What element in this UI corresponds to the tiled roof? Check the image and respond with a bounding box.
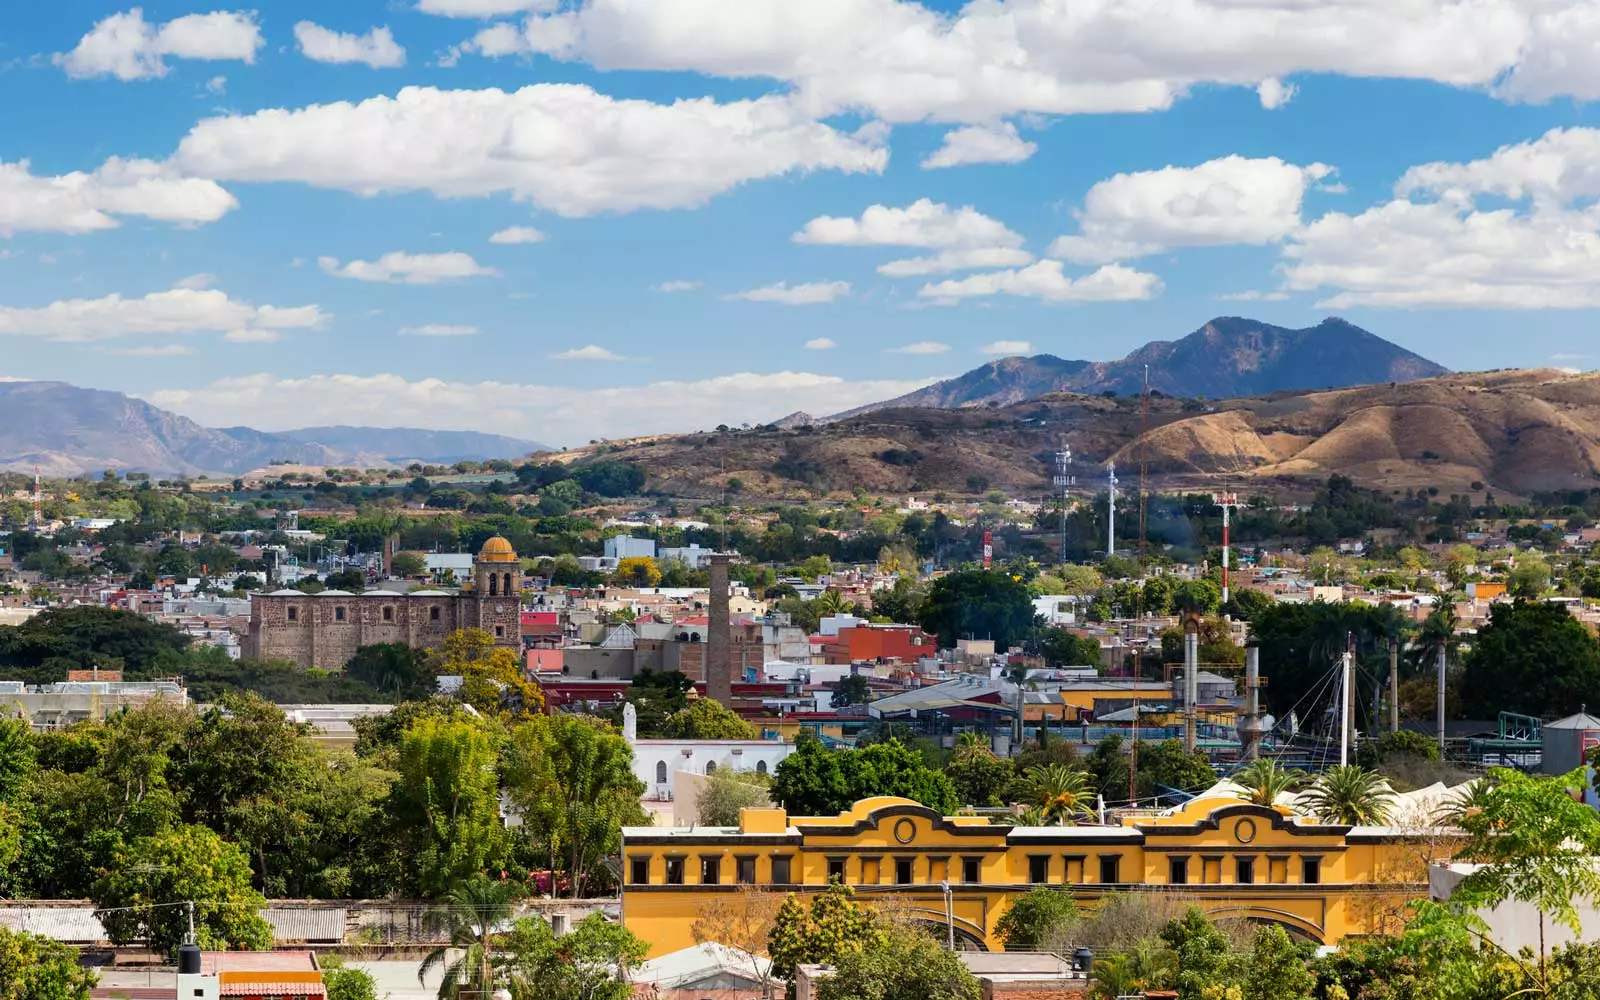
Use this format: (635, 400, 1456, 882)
(219, 983, 326, 997)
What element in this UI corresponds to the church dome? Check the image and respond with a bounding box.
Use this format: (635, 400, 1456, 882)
(477, 536, 518, 563)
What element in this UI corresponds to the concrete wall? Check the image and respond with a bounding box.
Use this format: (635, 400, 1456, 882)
(1432, 862, 1600, 955)
(246, 591, 519, 670)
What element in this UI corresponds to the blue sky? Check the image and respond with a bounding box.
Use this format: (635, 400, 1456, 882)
(3, 1, 1600, 445)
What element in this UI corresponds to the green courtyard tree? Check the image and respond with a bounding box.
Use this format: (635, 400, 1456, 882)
(93, 824, 272, 956)
(1462, 600, 1600, 718)
(389, 716, 509, 898)
(815, 924, 980, 1000)
(995, 887, 1077, 949)
(419, 876, 515, 1000)
(500, 912, 648, 1000)
(772, 737, 959, 816)
(768, 882, 887, 988)
(0, 926, 97, 1000)
(664, 697, 757, 740)
(697, 768, 772, 826)
(918, 569, 1036, 651)
(503, 714, 647, 897)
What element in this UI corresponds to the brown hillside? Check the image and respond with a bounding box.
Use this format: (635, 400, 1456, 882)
(571, 369, 1600, 499)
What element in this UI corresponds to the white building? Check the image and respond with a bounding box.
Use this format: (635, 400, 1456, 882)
(605, 535, 658, 561)
(1032, 595, 1080, 625)
(622, 703, 796, 807)
(659, 543, 715, 568)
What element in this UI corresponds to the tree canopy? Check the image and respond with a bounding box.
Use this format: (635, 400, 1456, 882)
(1462, 600, 1600, 719)
(771, 737, 959, 816)
(917, 569, 1037, 651)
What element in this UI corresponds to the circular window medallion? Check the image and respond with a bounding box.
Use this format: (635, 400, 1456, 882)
(893, 819, 916, 844)
(1235, 818, 1258, 844)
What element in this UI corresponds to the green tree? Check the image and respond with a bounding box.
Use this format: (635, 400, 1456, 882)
(500, 912, 648, 1000)
(391, 551, 428, 577)
(697, 768, 771, 826)
(1451, 767, 1600, 993)
(768, 882, 887, 988)
(620, 669, 695, 737)
(1508, 554, 1553, 598)
(1160, 906, 1240, 1000)
(324, 568, 366, 592)
(1221, 588, 1275, 622)
(345, 642, 434, 698)
(1036, 628, 1103, 668)
(1172, 579, 1222, 617)
(503, 714, 647, 897)
(93, 824, 272, 956)
(0, 605, 191, 683)
(613, 556, 662, 588)
(831, 673, 873, 708)
(918, 569, 1037, 651)
(431, 629, 544, 720)
(1231, 759, 1302, 806)
(944, 747, 1014, 808)
(872, 577, 927, 625)
(1462, 600, 1600, 718)
(419, 876, 516, 1000)
(1249, 600, 1405, 719)
(815, 924, 980, 1000)
(995, 887, 1077, 949)
(1135, 739, 1217, 799)
(1241, 924, 1315, 1000)
(320, 956, 379, 1000)
(389, 716, 509, 898)
(1300, 766, 1393, 826)
(663, 697, 757, 740)
(0, 925, 97, 1000)
(771, 737, 959, 816)
(1024, 765, 1096, 825)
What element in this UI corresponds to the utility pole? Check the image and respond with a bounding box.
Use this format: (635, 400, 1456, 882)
(1388, 636, 1399, 733)
(1183, 618, 1199, 752)
(1341, 632, 1356, 766)
(1437, 644, 1448, 759)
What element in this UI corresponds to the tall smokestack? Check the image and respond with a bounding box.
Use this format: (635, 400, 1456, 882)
(1183, 620, 1199, 752)
(1241, 638, 1263, 761)
(707, 554, 733, 705)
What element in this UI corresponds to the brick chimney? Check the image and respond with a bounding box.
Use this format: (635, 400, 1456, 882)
(706, 553, 733, 705)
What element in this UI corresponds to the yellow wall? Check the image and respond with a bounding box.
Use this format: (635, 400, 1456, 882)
(621, 795, 1446, 958)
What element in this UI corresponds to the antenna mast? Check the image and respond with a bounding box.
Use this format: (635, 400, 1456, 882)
(1053, 445, 1074, 565)
(1211, 491, 1241, 604)
(1105, 462, 1118, 557)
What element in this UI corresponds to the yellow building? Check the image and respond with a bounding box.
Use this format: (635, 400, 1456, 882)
(621, 794, 1447, 958)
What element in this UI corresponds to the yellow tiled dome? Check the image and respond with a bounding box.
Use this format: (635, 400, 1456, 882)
(478, 536, 518, 563)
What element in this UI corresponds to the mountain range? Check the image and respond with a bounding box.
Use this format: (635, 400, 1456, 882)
(568, 368, 1600, 500)
(835, 316, 1448, 417)
(0, 381, 545, 477)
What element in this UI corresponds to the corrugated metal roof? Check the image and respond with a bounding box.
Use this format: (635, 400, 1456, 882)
(263, 907, 346, 943)
(1545, 712, 1600, 729)
(0, 907, 107, 941)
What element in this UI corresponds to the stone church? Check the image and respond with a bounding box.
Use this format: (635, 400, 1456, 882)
(244, 536, 524, 671)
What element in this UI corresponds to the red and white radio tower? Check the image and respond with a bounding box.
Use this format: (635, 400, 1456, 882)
(1212, 492, 1242, 604)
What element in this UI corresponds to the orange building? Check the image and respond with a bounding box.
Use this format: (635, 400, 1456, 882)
(822, 624, 936, 665)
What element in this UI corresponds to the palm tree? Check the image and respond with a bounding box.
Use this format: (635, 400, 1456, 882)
(1025, 764, 1096, 825)
(1434, 777, 1493, 828)
(1231, 759, 1304, 806)
(420, 877, 518, 1000)
(813, 589, 849, 617)
(1090, 941, 1175, 1000)
(955, 731, 993, 759)
(1300, 765, 1394, 825)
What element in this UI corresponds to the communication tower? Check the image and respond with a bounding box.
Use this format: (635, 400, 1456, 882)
(1212, 491, 1242, 604)
(1052, 446, 1074, 564)
(29, 465, 42, 533)
(1105, 462, 1118, 557)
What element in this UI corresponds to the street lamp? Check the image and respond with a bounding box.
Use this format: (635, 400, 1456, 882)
(940, 880, 954, 950)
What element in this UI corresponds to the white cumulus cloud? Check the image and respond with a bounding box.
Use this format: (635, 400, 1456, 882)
(887, 342, 950, 354)
(796, 199, 1022, 249)
(399, 324, 479, 336)
(878, 247, 1035, 277)
(112, 343, 196, 357)
(141, 370, 940, 445)
(1256, 78, 1297, 109)
(294, 22, 406, 69)
(920, 261, 1163, 304)
(0, 287, 326, 343)
(57, 8, 263, 81)
(652, 280, 702, 293)
(922, 123, 1038, 169)
(0, 157, 236, 235)
(489, 226, 547, 244)
(1048, 155, 1332, 263)
(726, 281, 851, 305)
(462, 0, 1594, 123)
(552, 344, 628, 361)
(170, 85, 888, 218)
(417, 0, 559, 16)
(980, 340, 1033, 355)
(318, 251, 500, 284)
(804, 337, 836, 350)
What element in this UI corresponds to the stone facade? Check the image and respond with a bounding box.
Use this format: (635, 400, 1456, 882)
(244, 537, 523, 671)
